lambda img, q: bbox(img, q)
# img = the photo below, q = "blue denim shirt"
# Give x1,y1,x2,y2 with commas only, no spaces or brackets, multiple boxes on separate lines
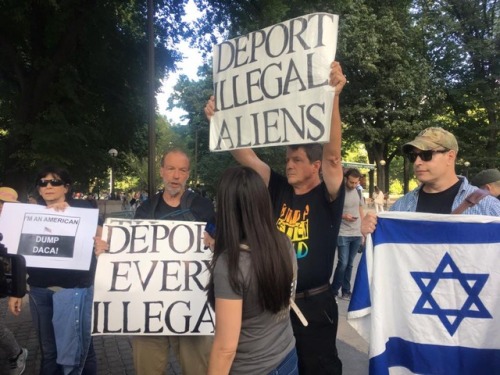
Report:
391,177,500,216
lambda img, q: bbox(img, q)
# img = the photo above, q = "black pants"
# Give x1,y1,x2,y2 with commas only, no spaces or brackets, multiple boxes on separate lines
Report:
291,289,342,375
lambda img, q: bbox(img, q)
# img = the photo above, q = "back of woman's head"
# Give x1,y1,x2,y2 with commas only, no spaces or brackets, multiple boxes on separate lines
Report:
212,166,293,313
215,166,274,242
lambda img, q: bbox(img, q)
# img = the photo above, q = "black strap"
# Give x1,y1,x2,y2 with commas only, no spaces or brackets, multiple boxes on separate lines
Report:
152,190,198,221
451,189,489,214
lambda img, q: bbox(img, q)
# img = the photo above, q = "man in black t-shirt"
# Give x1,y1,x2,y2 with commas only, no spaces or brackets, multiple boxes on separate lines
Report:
205,61,347,375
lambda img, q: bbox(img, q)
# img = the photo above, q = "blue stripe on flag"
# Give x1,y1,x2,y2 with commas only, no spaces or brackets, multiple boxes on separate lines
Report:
348,250,370,312
374,219,500,245
371,337,500,375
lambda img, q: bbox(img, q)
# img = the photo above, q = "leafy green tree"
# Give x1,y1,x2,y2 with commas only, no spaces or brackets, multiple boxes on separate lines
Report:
414,0,499,173
168,64,215,182
0,0,190,199
336,0,438,194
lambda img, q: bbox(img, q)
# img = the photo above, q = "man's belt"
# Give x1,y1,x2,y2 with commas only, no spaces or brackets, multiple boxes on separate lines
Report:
295,283,330,299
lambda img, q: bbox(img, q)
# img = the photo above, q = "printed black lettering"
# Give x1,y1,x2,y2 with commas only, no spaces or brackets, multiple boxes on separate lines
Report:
109,261,132,292
164,301,190,334
144,301,164,334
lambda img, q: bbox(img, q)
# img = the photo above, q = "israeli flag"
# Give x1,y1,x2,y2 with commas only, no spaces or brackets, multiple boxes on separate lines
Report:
348,212,500,375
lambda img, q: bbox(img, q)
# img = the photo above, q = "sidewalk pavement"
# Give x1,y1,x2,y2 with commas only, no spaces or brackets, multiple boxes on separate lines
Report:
0,243,369,374
0,297,180,375
335,248,369,375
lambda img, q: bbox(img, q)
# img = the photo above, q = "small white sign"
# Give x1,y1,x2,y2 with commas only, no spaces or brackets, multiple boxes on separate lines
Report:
0,202,98,270
210,13,339,151
92,219,214,336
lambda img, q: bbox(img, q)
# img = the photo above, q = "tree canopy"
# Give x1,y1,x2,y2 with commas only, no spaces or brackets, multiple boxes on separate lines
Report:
1,0,497,198
414,0,499,174
0,0,190,197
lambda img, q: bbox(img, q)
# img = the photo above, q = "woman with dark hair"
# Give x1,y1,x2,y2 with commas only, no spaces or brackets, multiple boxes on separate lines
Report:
207,166,298,375
9,166,101,375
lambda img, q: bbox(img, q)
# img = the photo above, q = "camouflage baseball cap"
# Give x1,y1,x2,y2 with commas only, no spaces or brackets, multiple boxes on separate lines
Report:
402,127,458,153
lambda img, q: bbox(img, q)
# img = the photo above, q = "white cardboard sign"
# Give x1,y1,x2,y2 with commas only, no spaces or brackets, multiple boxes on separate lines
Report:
210,13,338,151
0,202,98,270
92,218,214,336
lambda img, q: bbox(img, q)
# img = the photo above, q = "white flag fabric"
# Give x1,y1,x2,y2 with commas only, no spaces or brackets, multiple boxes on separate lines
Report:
348,212,500,375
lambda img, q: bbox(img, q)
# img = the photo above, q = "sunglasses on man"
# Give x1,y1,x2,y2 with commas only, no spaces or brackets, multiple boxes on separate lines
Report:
37,179,66,187
405,149,449,163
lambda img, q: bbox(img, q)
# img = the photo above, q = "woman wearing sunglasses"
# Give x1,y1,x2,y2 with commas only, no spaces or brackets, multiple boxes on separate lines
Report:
9,166,102,375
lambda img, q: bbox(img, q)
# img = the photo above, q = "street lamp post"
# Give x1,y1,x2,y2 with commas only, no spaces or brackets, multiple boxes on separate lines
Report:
108,148,118,199
464,161,470,179
378,160,386,193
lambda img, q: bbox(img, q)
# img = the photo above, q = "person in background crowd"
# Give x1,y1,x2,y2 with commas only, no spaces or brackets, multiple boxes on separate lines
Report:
207,166,298,374
356,174,366,205
9,166,102,375
86,193,98,208
372,186,385,213
205,61,347,375
128,191,139,209
362,127,500,236
0,187,29,375
470,168,500,199
331,168,364,300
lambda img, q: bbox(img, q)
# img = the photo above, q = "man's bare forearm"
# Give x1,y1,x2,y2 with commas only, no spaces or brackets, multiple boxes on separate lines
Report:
230,148,271,186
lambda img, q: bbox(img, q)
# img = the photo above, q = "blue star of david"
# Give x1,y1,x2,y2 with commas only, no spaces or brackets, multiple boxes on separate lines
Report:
411,252,491,336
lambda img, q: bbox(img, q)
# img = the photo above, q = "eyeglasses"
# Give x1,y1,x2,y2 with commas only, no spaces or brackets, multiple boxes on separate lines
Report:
405,149,449,163
37,179,65,187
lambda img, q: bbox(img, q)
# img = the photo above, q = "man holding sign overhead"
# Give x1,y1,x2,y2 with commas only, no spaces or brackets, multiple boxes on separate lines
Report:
205,49,347,374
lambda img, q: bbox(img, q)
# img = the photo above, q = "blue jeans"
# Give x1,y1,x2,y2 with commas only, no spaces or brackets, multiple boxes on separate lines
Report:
332,236,362,294
29,287,96,375
268,347,299,375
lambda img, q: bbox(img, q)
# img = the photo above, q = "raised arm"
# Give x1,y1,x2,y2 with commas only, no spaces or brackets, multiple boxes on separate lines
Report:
204,96,271,186
322,62,347,200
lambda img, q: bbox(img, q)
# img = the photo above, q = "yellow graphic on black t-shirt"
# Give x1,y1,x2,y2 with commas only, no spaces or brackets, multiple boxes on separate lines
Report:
276,203,309,259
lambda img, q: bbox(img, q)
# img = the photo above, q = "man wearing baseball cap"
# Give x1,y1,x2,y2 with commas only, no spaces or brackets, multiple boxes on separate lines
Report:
0,187,19,214
362,127,500,223
471,168,500,199
359,127,500,374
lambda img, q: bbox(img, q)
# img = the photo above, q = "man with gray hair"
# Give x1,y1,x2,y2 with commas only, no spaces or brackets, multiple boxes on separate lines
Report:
132,149,215,375
471,168,500,200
